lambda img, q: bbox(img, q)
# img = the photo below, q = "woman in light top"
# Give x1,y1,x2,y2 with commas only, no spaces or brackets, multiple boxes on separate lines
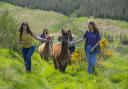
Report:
19,22,46,72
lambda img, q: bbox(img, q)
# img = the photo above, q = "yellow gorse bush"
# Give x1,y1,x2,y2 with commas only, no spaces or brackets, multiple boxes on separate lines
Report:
105,50,113,57
100,39,109,49
99,39,113,59
71,49,85,65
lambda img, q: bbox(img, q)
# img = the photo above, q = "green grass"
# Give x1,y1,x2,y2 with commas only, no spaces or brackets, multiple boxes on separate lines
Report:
0,2,68,34
0,48,128,89
0,2,128,89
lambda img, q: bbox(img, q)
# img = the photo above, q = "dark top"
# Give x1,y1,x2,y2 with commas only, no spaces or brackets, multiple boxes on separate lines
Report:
83,31,101,52
40,34,47,39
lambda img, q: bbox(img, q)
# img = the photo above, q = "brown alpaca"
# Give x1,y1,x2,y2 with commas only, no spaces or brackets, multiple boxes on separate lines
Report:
38,35,52,61
52,29,71,72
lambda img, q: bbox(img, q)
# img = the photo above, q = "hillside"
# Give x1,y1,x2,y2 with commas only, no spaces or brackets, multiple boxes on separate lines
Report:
0,2,128,89
2,0,128,21
0,2,128,51
0,2,68,34
0,2,128,35
0,48,128,89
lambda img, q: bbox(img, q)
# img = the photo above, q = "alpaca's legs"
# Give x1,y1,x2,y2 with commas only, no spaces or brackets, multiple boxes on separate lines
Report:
58,61,65,72
63,62,68,72
39,52,44,59
53,59,57,69
44,55,49,61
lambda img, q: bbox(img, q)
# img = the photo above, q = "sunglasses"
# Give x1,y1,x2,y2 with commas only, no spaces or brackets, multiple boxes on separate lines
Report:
22,22,28,25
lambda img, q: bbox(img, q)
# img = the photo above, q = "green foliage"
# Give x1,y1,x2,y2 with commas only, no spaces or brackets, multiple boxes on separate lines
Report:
0,48,127,89
0,2,128,89
0,2,69,34
0,9,19,51
0,49,50,89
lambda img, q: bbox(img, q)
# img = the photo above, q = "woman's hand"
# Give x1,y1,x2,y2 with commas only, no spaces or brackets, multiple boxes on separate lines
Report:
37,37,43,42
68,42,75,46
90,40,100,53
32,34,46,42
74,38,84,44
90,47,94,53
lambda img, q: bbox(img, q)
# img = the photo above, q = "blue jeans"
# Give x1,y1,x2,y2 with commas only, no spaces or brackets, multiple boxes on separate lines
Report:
69,46,75,55
86,45,97,74
22,46,35,71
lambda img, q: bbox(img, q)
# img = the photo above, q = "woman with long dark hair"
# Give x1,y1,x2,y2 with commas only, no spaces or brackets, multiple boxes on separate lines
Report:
19,22,45,72
40,29,49,39
74,21,101,74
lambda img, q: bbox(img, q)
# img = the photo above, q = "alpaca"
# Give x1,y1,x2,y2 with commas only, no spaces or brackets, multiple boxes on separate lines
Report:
52,29,71,72
38,35,53,61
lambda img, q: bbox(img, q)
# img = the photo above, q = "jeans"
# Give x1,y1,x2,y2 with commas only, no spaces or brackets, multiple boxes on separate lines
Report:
86,45,97,74
69,46,75,55
22,46,35,71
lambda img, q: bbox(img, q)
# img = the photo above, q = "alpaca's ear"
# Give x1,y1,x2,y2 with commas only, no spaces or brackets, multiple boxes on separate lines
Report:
61,28,64,33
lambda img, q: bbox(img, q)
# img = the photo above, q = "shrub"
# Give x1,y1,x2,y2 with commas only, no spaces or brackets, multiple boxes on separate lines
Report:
99,39,113,60
71,49,85,65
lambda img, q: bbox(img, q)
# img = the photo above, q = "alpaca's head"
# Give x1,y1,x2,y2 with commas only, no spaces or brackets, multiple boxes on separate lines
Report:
46,34,52,40
61,29,69,43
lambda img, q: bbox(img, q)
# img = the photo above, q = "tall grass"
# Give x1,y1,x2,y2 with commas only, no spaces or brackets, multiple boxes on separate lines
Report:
0,48,128,89
0,9,19,51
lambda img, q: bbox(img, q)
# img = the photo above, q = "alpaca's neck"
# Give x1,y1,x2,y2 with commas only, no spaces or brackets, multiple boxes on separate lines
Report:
44,41,50,48
61,41,68,53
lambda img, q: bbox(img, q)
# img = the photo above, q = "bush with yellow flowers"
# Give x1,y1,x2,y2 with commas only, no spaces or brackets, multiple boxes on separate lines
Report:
105,50,113,57
71,49,85,65
100,39,109,49
99,39,113,60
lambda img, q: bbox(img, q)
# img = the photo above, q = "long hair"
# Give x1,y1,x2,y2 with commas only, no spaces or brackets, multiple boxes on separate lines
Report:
19,22,33,40
42,29,49,35
88,21,99,33
67,29,73,41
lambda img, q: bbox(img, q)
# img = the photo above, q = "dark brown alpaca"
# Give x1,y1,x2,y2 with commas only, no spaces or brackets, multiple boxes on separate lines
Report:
38,35,52,61
52,29,71,72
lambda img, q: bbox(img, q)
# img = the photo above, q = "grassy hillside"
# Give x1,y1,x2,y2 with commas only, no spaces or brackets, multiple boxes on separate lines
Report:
0,2,128,89
1,1,128,51
0,48,128,89
0,2,128,36
0,2,68,34
2,0,128,21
